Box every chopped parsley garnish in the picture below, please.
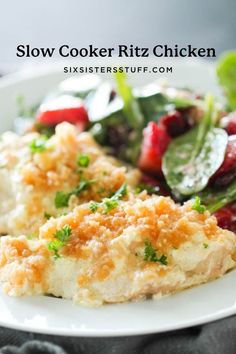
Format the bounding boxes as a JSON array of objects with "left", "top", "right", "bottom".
[
  {"left": 103, "top": 199, "right": 119, "bottom": 214},
  {"left": 73, "top": 179, "right": 95, "bottom": 195},
  {"left": 144, "top": 240, "right": 168, "bottom": 265},
  {"left": 89, "top": 183, "right": 127, "bottom": 214},
  {"left": 109, "top": 183, "right": 127, "bottom": 201},
  {"left": 47, "top": 225, "right": 72, "bottom": 259},
  {"left": 192, "top": 196, "right": 207, "bottom": 214},
  {"left": 55, "top": 178, "right": 95, "bottom": 209},
  {"left": 30, "top": 136, "right": 48, "bottom": 153},
  {"left": 44, "top": 212, "right": 52, "bottom": 220},
  {"left": 54, "top": 224, "right": 72, "bottom": 242},
  {"left": 55, "top": 191, "right": 71, "bottom": 209},
  {"left": 89, "top": 201, "right": 99, "bottom": 213},
  {"left": 48, "top": 240, "right": 64, "bottom": 259},
  {"left": 135, "top": 183, "right": 160, "bottom": 195},
  {"left": 203, "top": 243, "right": 209, "bottom": 249},
  {"left": 77, "top": 154, "right": 90, "bottom": 168}
]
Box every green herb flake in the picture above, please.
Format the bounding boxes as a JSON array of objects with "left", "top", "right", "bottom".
[
  {"left": 48, "top": 225, "right": 72, "bottom": 259},
  {"left": 112, "top": 183, "right": 127, "bottom": 199},
  {"left": 203, "top": 243, "right": 209, "bottom": 249},
  {"left": 191, "top": 196, "right": 206, "bottom": 214},
  {"left": 73, "top": 179, "right": 95, "bottom": 196},
  {"left": 77, "top": 154, "right": 90, "bottom": 168},
  {"left": 54, "top": 225, "right": 72, "bottom": 242},
  {"left": 48, "top": 240, "right": 64, "bottom": 259},
  {"left": 44, "top": 212, "right": 52, "bottom": 220},
  {"left": 103, "top": 199, "right": 119, "bottom": 214},
  {"left": 30, "top": 136, "right": 48, "bottom": 153},
  {"left": 54, "top": 179, "right": 95, "bottom": 209},
  {"left": 102, "top": 183, "right": 127, "bottom": 213},
  {"left": 55, "top": 191, "right": 71, "bottom": 209},
  {"left": 144, "top": 240, "right": 168, "bottom": 265},
  {"left": 89, "top": 201, "right": 99, "bottom": 213},
  {"left": 88, "top": 183, "right": 128, "bottom": 214}
]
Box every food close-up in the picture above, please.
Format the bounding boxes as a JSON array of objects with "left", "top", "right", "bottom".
[{"left": 0, "top": 52, "right": 236, "bottom": 309}]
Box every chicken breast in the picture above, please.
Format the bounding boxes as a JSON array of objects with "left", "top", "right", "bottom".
[
  {"left": 0, "top": 122, "right": 140, "bottom": 236},
  {"left": 0, "top": 193, "right": 235, "bottom": 306}
]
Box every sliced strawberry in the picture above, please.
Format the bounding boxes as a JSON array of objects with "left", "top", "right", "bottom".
[
  {"left": 159, "top": 110, "right": 188, "bottom": 137},
  {"left": 221, "top": 112, "right": 236, "bottom": 135},
  {"left": 138, "top": 122, "right": 171, "bottom": 176},
  {"left": 36, "top": 95, "right": 89, "bottom": 129},
  {"left": 214, "top": 203, "right": 236, "bottom": 233},
  {"left": 212, "top": 135, "right": 236, "bottom": 183}
]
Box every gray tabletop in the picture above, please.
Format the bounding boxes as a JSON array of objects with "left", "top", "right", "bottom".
[{"left": 1, "top": 315, "right": 236, "bottom": 353}]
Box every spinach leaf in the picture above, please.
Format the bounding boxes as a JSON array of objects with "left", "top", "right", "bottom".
[
  {"left": 114, "top": 72, "right": 146, "bottom": 163},
  {"left": 163, "top": 127, "right": 227, "bottom": 195},
  {"left": 199, "top": 180, "right": 236, "bottom": 213},
  {"left": 169, "top": 96, "right": 198, "bottom": 109},
  {"left": 136, "top": 86, "right": 169, "bottom": 122},
  {"left": 191, "top": 95, "right": 214, "bottom": 159},
  {"left": 114, "top": 72, "right": 144, "bottom": 129},
  {"left": 217, "top": 51, "right": 236, "bottom": 110},
  {"left": 163, "top": 96, "right": 228, "bottom": 196}
]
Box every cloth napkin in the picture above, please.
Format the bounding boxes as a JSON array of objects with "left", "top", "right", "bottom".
[{"left": 1, "top": 315, "right": 236, "bottom": 354}]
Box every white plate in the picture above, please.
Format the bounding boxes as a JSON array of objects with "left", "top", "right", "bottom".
[{"left": 0, "top": 59, "right": 235, "bottom": 337}]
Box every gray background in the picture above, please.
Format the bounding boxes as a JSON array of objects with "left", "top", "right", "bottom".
[{"left": 0, "top": 0, "right": 235, "bottom": 71}]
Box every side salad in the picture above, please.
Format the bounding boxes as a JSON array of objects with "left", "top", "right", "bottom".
[{"left": 15, "top": 51, "right": 236, "bottom": 232}]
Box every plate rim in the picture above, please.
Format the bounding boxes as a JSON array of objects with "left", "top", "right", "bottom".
[{"left": 0, "top": 295, "right": 235, "bottom": 337}]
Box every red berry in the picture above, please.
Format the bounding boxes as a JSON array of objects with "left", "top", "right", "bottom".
[
  {"left": 214, "top": 203, "right": 236, "bottom": 233},
  {"left": 159, "top": 110, "right": 188, "bottom": 137},
  {"left": 138, "top": 122, "right": 171, "bottom": 176},
  {"left": 221, "top": 112, "right": 236, "bottom": 135},
  {"left": 213, "top": 169, "right": 236, "bottom": 187},
  {"left": 213, "top": 135, "right": 236, "bottom": 179},
  {"left": 36, "top": 95, "right": 89, "bottom": 128},
  {"left": 141, "top": 174, "right": 170, "bottom": 196}
]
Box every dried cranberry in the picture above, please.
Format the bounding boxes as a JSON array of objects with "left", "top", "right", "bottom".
[
  {"left": 213, "top": 168, "right": 236, "bottom": 187},
  {"left": 212, "top": 136, "right": 236, "bottom": 185},
  {"left": 221, "top": 112, "right": 236, "bottom": 135},
  {"left": 214, "top": 203, "right": 236, "bottom": 233},
  {"left": 159, "top": 110, "right": 188, "bottom": 137}
]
